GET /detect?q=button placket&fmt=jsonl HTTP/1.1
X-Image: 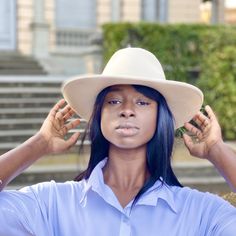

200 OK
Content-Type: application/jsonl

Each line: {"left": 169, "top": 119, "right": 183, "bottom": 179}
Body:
{"left": 119, "top": 213, "right": 131, "bottom": 236}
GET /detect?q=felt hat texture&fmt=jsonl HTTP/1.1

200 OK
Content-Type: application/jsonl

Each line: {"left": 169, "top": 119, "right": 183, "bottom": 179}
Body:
{"left": 62, "top": 47, "right": 203, "bottom": 128}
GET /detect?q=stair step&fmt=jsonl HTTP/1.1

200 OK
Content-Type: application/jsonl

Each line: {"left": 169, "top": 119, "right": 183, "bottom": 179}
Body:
{"left": 0, "top": 129, "right": 85, "bottom": 144}
{"left": 0, "top": 54, "right": 41, "bottom": 61}
{"left": 0, "top": 118, "right": 44, "bottom": 130}
{"left": 0, "top": 140, "right": 90, "bottom": 154}
{"left": 0, "top": 61, "right": 43, "bottom": 67}
{"left": 0, "top": 117, "right": 87, "bottom": 131}
{"left": 0, "top": 87, "right": 60, "bottom": 94}
{"left": 0, "top": 118, "right": 86, "bottom": 125}
{"left": 0, "top": 129, "right": 84, "bottom": 137}
{"left": 0, "top": 76, "right": 65, "bottom": 83}
{"left": 0, "top": 118, "right": 44, "bottom": 125}
{"left": 0, "top": 94, "right": 61, "bottom": 99}
{"left": 0, "top": 98, "right": 59, "bottom": 108}
{"left": 0, "top": 97, "right": 58, "bottom": 104}
{"left": 173, "top": 162, "right": 220, "bottom": 178}
{"left": 0, "top": 64, "right": 43, "bottom": 70}
{"left": 0, "top": 53, "right": 47, "bottom": 75}
{"left": 0, "top": 83, "right": 61, "bottom": 88}
{"left": 0, "top": 70, "right": 47, "bottom": 75}
{"left": 0, "top": 111, "right": 84, "bottom": 119}
{"left": 0, "top": 107, "right": 50, "bottom": 114}
{"left": 0, "top": 108, "right": 50, "bottom": 119}
{"left": 0, "top": 108, "right": 85, "bottom": 118}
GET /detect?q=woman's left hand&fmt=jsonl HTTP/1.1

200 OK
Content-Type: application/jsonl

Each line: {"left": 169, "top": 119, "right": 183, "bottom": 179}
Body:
{"left": 183, "top": 105, "right": 223, "bottom": 160}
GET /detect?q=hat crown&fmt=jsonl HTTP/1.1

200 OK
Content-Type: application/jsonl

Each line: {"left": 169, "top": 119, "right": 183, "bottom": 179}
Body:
{"left": 102, "top": 48, "right": 166, "bottom": 81}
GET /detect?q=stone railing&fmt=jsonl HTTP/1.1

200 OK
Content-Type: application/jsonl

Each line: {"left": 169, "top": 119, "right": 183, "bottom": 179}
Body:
{"left": 53, "top": 28, "right": 102, "bottom": 53}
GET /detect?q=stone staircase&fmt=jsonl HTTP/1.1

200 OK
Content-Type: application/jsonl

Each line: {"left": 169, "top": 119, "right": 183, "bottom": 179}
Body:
{"left": 7, "top": 160, "right": 231, "bottom": 194}
{"left": 173, "top": 162, "right": 231, "bottom": 194}
{"left": 0, "top": 76, "right": 88, "bottom": 155}
{"left": 0, "top": 53, "right": 47, "bottom": 75}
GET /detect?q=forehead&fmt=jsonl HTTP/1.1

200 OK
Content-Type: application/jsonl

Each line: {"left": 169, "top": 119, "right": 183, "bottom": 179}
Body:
{"left": 103, "top": 84, "right": 159, "bottom": 103}
{"left": 107, "top": 84, "right": 140, "bottom": 94}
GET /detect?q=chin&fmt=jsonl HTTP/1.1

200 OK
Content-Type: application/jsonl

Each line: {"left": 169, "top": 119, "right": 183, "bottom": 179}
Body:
{"left": 110, "top": 141, "right": 146, "bottom": 150}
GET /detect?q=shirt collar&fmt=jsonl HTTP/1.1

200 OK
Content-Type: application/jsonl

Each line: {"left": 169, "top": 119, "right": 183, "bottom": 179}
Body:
{"left": 131, "top": 178, "right": 177, "bottom": 213}
{"left": 80, "top": 158, "right": 177, "bottom": 213}
{"left": 80, "top": 158, "right": 124, "bottom": 210}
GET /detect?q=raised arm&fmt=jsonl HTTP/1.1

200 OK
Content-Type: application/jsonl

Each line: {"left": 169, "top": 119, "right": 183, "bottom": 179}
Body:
{"left": 0, "top": 99, "right": 80, "bottom": 191}
{"left": 183, "top": 105, "right": 236, "bottom": 192}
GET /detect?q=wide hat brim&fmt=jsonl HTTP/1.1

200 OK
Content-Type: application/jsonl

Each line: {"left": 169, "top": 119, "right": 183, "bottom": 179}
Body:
{"left": 62, "top": 74, "right": 203, "bottom": 129}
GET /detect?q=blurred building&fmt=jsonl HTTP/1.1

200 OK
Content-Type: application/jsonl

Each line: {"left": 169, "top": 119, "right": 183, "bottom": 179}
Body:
{"left": 225, "top": 7, "right": 236, "bottom": 24}
{"left": 0, "top": 0, "right": 226, "bottom": 75}
{"left": 201, "top": 0, "right": 236, "bottom": 24}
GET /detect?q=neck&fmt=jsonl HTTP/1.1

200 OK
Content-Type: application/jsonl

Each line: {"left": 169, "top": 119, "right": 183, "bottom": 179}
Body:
{"left": 103, "top": 144, "right": 149, "bottom": 191}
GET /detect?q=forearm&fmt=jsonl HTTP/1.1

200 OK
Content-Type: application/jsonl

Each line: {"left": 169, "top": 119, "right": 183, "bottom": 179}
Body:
{"left": 208, "top": 141, "right": 236, "bottom": 192}
{"left": 0, "top": 133, "right": 48, "bottom": 191}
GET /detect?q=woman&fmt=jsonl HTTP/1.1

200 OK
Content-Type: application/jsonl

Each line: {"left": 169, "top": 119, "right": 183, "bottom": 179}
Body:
{"left": 0, "top": 48, "right": 235, "bottom": 235}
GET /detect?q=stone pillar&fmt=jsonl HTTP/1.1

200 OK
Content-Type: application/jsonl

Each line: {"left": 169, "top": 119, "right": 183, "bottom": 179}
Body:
{"left": 111, "top": 0, "right": 121, "bottom": 22}
{"left": 158, "top": 0, "right": 168, "bottom": 23}
{"left": 31, "top": 0, "right": 49, "bottom": 58}
{"left": 211, "top": 0, "right": 225, "bottom": 24}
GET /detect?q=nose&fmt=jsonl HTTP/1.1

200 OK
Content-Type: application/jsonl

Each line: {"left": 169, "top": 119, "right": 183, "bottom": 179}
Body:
{"left": 119, "top": 102, "right": 135, "bottom": 118}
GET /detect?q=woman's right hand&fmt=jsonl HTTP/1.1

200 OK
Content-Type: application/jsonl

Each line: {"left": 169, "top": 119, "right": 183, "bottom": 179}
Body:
{"left": 38, "top": 99, "right": 81, "bottom": 155}
{"left": 0, "top": 99, "right": 80, "bottom": 190}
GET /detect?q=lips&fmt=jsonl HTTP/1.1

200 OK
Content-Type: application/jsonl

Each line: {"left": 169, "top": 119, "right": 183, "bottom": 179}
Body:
{"left": 116, "top": 124, "right": 139, "bottom": 129}
{"left": 115, "top": 123, "right": 139, "bottom": 136}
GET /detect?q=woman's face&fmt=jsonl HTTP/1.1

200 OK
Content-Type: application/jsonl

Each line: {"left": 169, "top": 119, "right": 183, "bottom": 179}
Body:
{"left": 101, "top": 85, "right": 157, "bottom": 150}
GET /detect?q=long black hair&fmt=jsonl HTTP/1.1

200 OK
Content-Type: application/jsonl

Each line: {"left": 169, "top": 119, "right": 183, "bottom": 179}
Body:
{"left": 75, "top": 85, "right": 182, "bottom": 203}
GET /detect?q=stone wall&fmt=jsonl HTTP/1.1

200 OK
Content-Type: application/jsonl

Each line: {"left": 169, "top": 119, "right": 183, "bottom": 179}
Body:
{"left": 17, "top": 0, "right": 33, "bottom": 55}
{"left": 168, "top": 0, "right": 201, "bottom": 23}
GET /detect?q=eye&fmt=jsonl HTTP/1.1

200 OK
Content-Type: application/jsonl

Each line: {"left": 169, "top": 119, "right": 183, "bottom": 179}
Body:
{"left": 137, "top": 100, "right": 150, "bottom": 106}
{"left": 108, "top": 99, "right": 121, "bottom": 105}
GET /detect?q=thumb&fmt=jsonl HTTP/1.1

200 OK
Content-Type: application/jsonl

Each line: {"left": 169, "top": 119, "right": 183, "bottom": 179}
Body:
{"left": 183, "top": 133, "right": 194, "bottom": 152}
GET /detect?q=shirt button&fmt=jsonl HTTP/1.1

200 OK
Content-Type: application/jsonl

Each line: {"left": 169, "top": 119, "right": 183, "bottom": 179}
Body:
{"left": 123, "top": 217, "right": 129, "bottom": 223}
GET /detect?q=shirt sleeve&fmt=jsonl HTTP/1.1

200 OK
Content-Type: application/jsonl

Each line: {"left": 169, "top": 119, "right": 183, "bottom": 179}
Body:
{"left": 204, "top": 193, "right": 236, "bottom": 236}
{"left": 0, "top": 182, "right": 54, "bottom": 236}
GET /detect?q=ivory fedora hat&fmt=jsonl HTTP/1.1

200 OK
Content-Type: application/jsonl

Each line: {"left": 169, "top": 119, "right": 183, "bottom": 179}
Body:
{"left": 62, "top": 47, "right": 203, "bottom": 128}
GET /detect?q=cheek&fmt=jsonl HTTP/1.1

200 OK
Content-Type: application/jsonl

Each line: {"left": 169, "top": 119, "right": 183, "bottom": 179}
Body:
{"left": 100, "top": 109, "right": 111, "bottom": 139}
{"left": 142, "top": 111, "right": 157, "bottom": 139}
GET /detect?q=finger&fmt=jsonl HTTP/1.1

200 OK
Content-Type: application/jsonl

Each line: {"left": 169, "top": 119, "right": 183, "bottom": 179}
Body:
{"left": 184, "top": 122, "right": 203, "bottom": 138}
{"left": 55, "top": 105, "right": 70, "bottom": 120}
{"left": 192, "top": 112, "right": 210, "bottom": 130}
{"left": 62, "top": 119, "right": 81, "bottom": 134}
{"left": 56, "top": 108, "right": 74, "bottom": 124}
{"left": 55, "top": 111, "right": 64, "bottom": 121}
{"left": 183, "top": 133, "right": 194, "bottom": 151}
{"left": 50, "top": 99, "right": 66, "bottom": 118}
{"left": 56, "top": 106, "right": 76, "bottom": 126}
{"left": 60, "top": 104, "right": 72, "bottom": 117}
{"left": 63, "top": 108, "right": 76, "bottom": 121}
{"left": 205, "top": 105, "right": 218, "bottom": 122}
{"left": 65, "top": 132, "right": 80, "bottom": 150}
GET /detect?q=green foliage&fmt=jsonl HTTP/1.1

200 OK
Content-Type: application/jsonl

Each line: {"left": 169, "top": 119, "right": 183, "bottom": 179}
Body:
{"left": 197, "top": 46, "right": 236, "bottom": 140}
{"left": 102, "top": 23, "right": 236, "bottom": 139}
{"left": 103, "top": 23, "right": 208, "bottom": 82}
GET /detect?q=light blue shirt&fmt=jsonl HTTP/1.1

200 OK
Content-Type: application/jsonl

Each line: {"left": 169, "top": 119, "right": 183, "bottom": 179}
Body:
{"left": 0, "top": 159, "right": 236, "bottom": 236}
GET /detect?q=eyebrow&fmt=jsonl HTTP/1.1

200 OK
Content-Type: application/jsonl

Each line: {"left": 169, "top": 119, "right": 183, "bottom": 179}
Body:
{"left": 106, "top": 86, "right": 155, "bottom": 101}
{"left": 108, "top": 87, "right": 123, "bottom": 92}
